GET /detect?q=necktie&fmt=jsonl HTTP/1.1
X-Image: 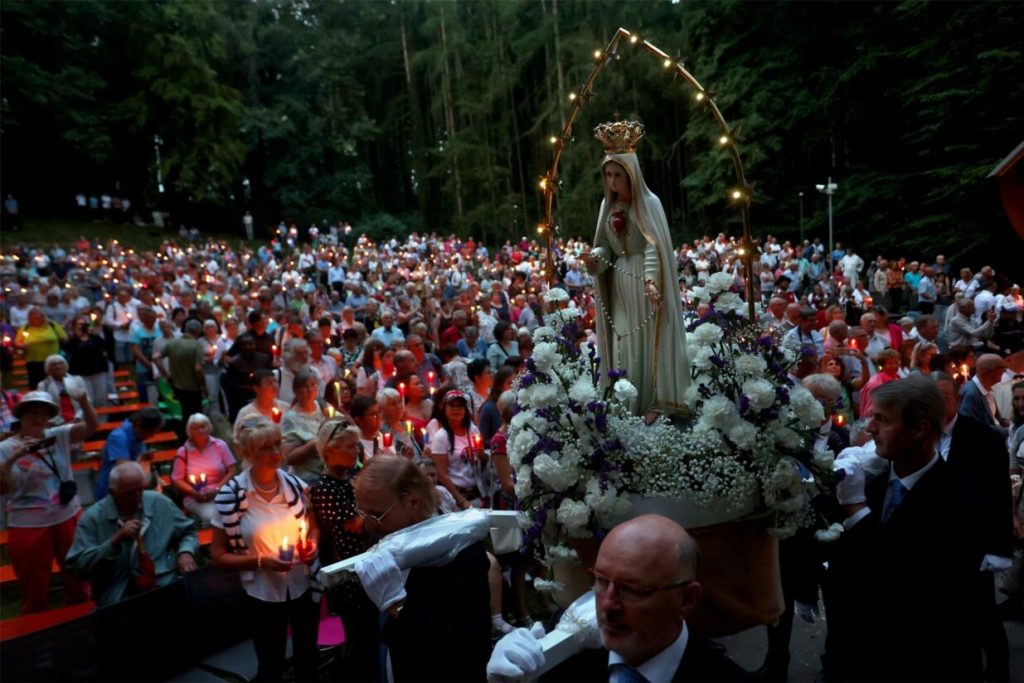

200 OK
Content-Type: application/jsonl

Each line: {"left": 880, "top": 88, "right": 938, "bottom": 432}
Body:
{"left": 882, "top": 479, "right": 908, "bottom": 524}
{"left": 616, "top": 665, "right": 648, "bottom": 683}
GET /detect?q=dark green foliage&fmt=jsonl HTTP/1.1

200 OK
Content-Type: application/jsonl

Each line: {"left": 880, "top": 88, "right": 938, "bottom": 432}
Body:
{"left": 2, "top": 0, "right": 1021, "bottom": 265}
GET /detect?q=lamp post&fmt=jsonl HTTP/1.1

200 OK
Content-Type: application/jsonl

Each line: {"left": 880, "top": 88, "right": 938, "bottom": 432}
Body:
{"left": 815, "top": 178, "right": 837, "bottom": 276}
{"left": 153, "top": 135, "right": 165, "bottom": 194}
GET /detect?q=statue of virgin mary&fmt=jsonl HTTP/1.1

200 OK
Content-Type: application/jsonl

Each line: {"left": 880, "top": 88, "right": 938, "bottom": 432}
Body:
{"left": 580, "top": 121, "right": 689, "bottom": 417}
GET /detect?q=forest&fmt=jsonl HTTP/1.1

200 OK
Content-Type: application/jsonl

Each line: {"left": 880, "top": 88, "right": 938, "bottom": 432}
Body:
{"left": 2, "top": 0, "right": 1022, "bottom": 263}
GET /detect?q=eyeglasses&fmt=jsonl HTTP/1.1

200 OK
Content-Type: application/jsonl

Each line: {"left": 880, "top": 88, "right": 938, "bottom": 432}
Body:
{"left": 355, "top": 497, "right": 403, "bottom": 527}
{"left": 588, "top": 568, "right": 692, "bottom": 604}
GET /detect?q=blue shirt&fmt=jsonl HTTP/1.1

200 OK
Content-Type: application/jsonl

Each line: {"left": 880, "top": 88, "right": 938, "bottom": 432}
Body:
{"left": 95, "top": 422, "right": 146, "bottom": 499}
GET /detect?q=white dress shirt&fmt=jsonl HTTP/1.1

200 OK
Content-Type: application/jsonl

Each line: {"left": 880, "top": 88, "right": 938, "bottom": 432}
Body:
{"left": 608, "top": 622, "right": 689, "bottom": 683}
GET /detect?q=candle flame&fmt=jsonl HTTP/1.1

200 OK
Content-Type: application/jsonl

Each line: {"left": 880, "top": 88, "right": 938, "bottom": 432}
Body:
{"left": 281, "top": 535, "right": 288, "bottom": 549}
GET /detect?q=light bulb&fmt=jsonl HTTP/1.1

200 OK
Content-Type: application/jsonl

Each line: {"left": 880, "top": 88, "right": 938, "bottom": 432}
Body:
{"left": 594, "top": 50, "right": 603, "bottom": 59}
{"left": 568, "top": 92, "right": 577, "bottom": 101}
{"left": 719, "top": 135, "right": 730, "bottom": 145}
{"left": 539, "top": 178, "right": 548, "bottom": 190}
{"left": 550, "top": 136, "right": 558, "bottom": 144}
{"left": 663, "top": 58, "right": 672, "bottom": 68}
{"left": 629, "top": 35, "right": 639, "bottom": 44}
{"left": 695, "top": 92, "right": 705, "bottom": 102}
{"left": 731, "top": 190, "right": 743, "bottom": 200}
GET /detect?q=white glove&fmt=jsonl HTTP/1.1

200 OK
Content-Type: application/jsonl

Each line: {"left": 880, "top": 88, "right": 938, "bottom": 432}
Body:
{"left": 353, "top": 550, "right": 406, "bottom": 611}
{"left": 487, "top": 622, "right": 546, "bottom": 683}
{"left": 833, "top": 449, "right": 868, "bottom": 505}
{"left": 66, "top": 385, "right": 88, "bottom": 402}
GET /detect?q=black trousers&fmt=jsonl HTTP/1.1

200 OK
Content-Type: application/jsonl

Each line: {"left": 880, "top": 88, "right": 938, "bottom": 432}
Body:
{"left": 248, "top": 591, "right": 320, "bottom": 681}
{"left": 172, "top": 386, "right": 203, "bottom": 433}
{"left": 26, "top": 361, "right": 46, "bottom": 390}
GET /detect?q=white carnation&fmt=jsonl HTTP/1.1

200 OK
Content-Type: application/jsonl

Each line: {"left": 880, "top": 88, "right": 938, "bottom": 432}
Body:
{"left": 509, "top": 428, "right": 539, "bottom": 460}
{"left": 733, "top": 354, "right": 767, "bottom": 379}
{"left": 613, "top": 379, "right": 638, "bottom": 403}
{"left": 544, "top": 287, "right": 570, "bottom": 303}
{"left": 742, "top": 379, "right": 776, "bottom": 412}
{"left": 771, "top": 424, "right": 804, "bottom": 451}
{"left": 584, "top": 477, "right": 631, "bottom": 520}
{"left": 546, "top": 545, "right": 579, "bottom": 561}
{"left": 532, "top": 342, "right": 558, "bottom": 372}
{"left": 689, "top": 286, "right": 709, "bottom": 303}
{"left": 533, "top": 326, "right": 556, "bottom": 342}
{"left": 814, "top": 522, "right": 844, "bottom": 542}
{"left": 568, "top": 377, "right": 598, "bottom": 404}
{"left": 790, "top": 386, "right": 826, "bottom": 428}
{"left": 701, "top": 395, "right": 738, "bottom": 431}
{"left": 714, "top": 291, "right": 748, "bottom": 316}
{"left": 532, "top": 454, "right": 578, "bottom": 491}
{"left": 691, "top": 346, "right": 715, "bottom": 371}
{"left": 556, "top": 498, "right": 591, "bottom": 530}
{"left": 553, "top": 306, "right": 583, "bottom": 321}
{"left": 691, "top": 322, "right": 724, "bottom": 347}
{"left": 530, "top": 383, "right": 559, "bottom": 408}
{"left": 727, "top": 421, "right": 758, "bottom": 451}
{"left": 514, "top": 466, "right": 533, "bottom": 497}
{"left": 706, "top": 271, "right": 734, "bottom": 295}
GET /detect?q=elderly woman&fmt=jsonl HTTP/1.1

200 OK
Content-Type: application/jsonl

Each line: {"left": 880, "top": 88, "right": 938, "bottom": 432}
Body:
{"left": 171, "top": 414, "right": 237, "bottom": 524}
{"left": 309, "top": 417, "right": 377, "bottom": 680}
{"left": 210, "top": 416, "right": 321, "bottom": 682}
{"left": 378, "top": 387, "right": 417, "bottom": 459}
{"left": 350, "top": 395, "right": 397, "bottom": 461}
{"left": 15, "top": 307, "right": 67, "bottom": 388}
{"left": 281, "top": 368, "right": 328, "bottom": 484}
{"left": 37, "top": 354, "right": 89, "bottom": 425}
{"left": 0, "top": 390, "right": 97, "bottom": 613}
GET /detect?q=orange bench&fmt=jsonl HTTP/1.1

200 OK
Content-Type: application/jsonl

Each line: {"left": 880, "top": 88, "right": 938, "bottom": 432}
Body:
{"left": 95, "top": 402, "right": 152, "bottom": 416}
{"left": 0, "top": 601, "right": 96, "bottom": 642}
{"left": 82, "top": 430, "right": 178, "bottom": 454}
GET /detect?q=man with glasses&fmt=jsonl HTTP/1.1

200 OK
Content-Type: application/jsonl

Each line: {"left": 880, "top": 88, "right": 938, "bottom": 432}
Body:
{"left": 487, "top": 514, "right": 745, "bottom": 682}
{"left": 351, "top": 455, "right": 491, "bottom": 681}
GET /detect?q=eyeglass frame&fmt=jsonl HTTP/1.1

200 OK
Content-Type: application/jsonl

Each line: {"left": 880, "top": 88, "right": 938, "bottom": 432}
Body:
{"left": 355, "top": 495, "right": 404, "bottom": 527}
{"left": 588, "top": 567, "right": 693, "bottom": 603}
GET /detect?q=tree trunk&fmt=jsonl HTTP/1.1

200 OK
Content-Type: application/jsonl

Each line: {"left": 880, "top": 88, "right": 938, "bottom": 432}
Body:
{"left": 439, "top": 6, "right": 464, "bottom": 226}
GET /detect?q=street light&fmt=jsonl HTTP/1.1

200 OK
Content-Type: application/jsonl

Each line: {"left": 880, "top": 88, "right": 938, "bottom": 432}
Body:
{"left": 153, "top": 135, "right": 165, "bottom": 194}
{"left": 816, "top": 178, "right": 838, "bottom": 275}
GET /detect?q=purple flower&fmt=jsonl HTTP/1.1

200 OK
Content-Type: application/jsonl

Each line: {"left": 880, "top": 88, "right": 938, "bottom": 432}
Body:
{"left": 607, "top": 368, "right": 628, "bottom": 380}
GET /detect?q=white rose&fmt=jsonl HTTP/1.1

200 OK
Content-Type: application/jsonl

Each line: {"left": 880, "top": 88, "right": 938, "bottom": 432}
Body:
{"left": 613, "top": 379, "right": 638, "bottom": 403}
{"left": 742, "top": 379, "right": 776, "bottom": 412}
{"left": 544, "top": 287, "right": 570, "bottom": 304}
{"left": 733, "top": 353, "right": 767, "bottom": 379}
{"left": 706, "top": 271, "right": 734, "bottom": 295}
{"left": 691, "top": 322, "right": 724, "bottom": 347}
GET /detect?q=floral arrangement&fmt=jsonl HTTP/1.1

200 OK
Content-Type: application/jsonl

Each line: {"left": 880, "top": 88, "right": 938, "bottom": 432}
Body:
{"left": 508, "top": 279, "right": 840, "bottom": 570}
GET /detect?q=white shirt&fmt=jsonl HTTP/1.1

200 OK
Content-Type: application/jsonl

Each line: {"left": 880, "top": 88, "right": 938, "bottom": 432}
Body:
{"left": 211, "top": 481, "right": 312, "bottom": 602}
{"left": 608, "top": 622, "right": 689, "bottom": 683}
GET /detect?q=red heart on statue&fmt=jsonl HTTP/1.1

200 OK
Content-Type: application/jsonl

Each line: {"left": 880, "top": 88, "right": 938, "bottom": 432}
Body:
{"left": 612, "top": 210, "right": 627, "bottom": 236}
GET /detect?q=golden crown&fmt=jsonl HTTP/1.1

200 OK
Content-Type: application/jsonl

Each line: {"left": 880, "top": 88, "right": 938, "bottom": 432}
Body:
{"left": 594, "top": 121, "right": 645, "bottom": 154}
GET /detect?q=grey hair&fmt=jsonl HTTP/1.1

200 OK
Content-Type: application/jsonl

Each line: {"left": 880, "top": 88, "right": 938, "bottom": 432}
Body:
{"left": 184, "top": 319, "right": 203, "bottom": 335}
{"left": 377, "top": 387, "right": 401, "bottom": 404}
{"left": 802, "top": 373, "right": 842, "bottom": 402}
{"left": 109, "top": 461, "right": 147, "bottom": 491}
{"left": 186, "top": 413, "right": 212, "bottom": 434}
{"left": 202, "top": 319, "right": 218, "bottom": 330}
{"left": 497, "top": 390, "right": 517, "bottom": 423}
{"left": 677, "top": 534, "right": 701, "bottom": 581}
{"left": 44, "top": 354, "right": 68, "bottom": 373}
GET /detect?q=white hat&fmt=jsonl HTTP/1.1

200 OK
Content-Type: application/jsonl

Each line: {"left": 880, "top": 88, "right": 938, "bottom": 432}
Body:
{"left": 13, "top": 391, "right": 59, "bottom": 419}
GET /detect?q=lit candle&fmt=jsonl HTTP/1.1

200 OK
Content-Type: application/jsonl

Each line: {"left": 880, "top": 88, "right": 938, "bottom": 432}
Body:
{"left": 272, "top": 344, "right": 280, "bottom": 358}
{"left": 382, "top": 432, "right": 394, "bottom": 449}
{"left": 960, "top": 364, "right": 969, "bottom": 378}
{"left": 326, "top": 404, "right": 336, "bottom": 418}
{"left": 429, "top": 386, "right": 436, "bottom": 397}
{"left": 296, "top": 520, "right": 306, "bottom": 557}
{"left": 271, "top": 407, "right": 282, "bottom": 424}
{"left": 279, "top": 535, "right": 294, "bottom": 562}
{"left": 398, "top": 382, "right": 406, "bottom": 399}
{"left": 405, "top": 420, "right": 413, "bottom": 436}
{"left": 472, "top": 433, "right": 484, "bottom": 453}
{"left": 833, "top": 414, "right": 846, "bottom": 427}
{"left": 427, "top": 371, "right": 435, "bottom": 385}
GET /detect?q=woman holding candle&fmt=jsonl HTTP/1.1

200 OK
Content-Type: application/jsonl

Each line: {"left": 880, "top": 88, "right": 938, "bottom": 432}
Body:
{"left": 402, "top": 374, "right": 433, "bottom": 425}
{"left": 429, "top": 390, "right": 485, "bottom": 510}
{"left": 378, "top": 388, "right": 417, "bottom": 459}
{"left": 324, "top": 375, "right": 355, "bottom": 417}
{"left": 171, "top": 414, "right": 236, "bottom": 524}
{"left": 309, "top": 416, "right": 377, "bottom": 680}
{"left": 15, "top": 307, "right": 67, "bottom": 389}
{"left": 210, "top": 417, "right": 321, "bottom": 682}
{"left": 350, "top": 395, "right": 395, "bottom": 462}
{"left": 232, "top": 369, "right": 289, "bottom": 444}
{"left": 281, "top": 368, "right": 328, "bottom": 484}
{"left": 365, "top": 346, "right": 398, "bottom": 397}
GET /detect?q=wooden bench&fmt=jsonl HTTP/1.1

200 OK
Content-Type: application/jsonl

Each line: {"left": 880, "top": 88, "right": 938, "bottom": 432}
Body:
{"left": 81, "top": 430, "right": 178, "bottom": 455}
{"left": 95, "top": 402, "right": 152, "bottom": 416}
{"left": 0, "top": 601, "right": 96, "bottom": 642}
{"left": 71, "top": 448, "right": 178, "bottom": 473}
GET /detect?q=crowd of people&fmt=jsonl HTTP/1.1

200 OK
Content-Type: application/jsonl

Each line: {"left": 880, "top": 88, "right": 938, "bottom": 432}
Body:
{"left": 1, "top": 224, "right": 1023, "bottom": 681}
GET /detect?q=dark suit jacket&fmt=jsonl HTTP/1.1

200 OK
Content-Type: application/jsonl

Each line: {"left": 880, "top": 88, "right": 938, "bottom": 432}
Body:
{"left": 959, "top": 380, "right": 1008, "bottom": 438}
{"left": 948, "top": 414, "right": 1013, "bottom": 559}
{"left": 822, "top": 458, "right": 984, "bottom": 681}
{"left": 542, "top": 635, "right": 749, "bottom": 682}
{"left": 383, "top": 540, "right": 491, "bottom": 682}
